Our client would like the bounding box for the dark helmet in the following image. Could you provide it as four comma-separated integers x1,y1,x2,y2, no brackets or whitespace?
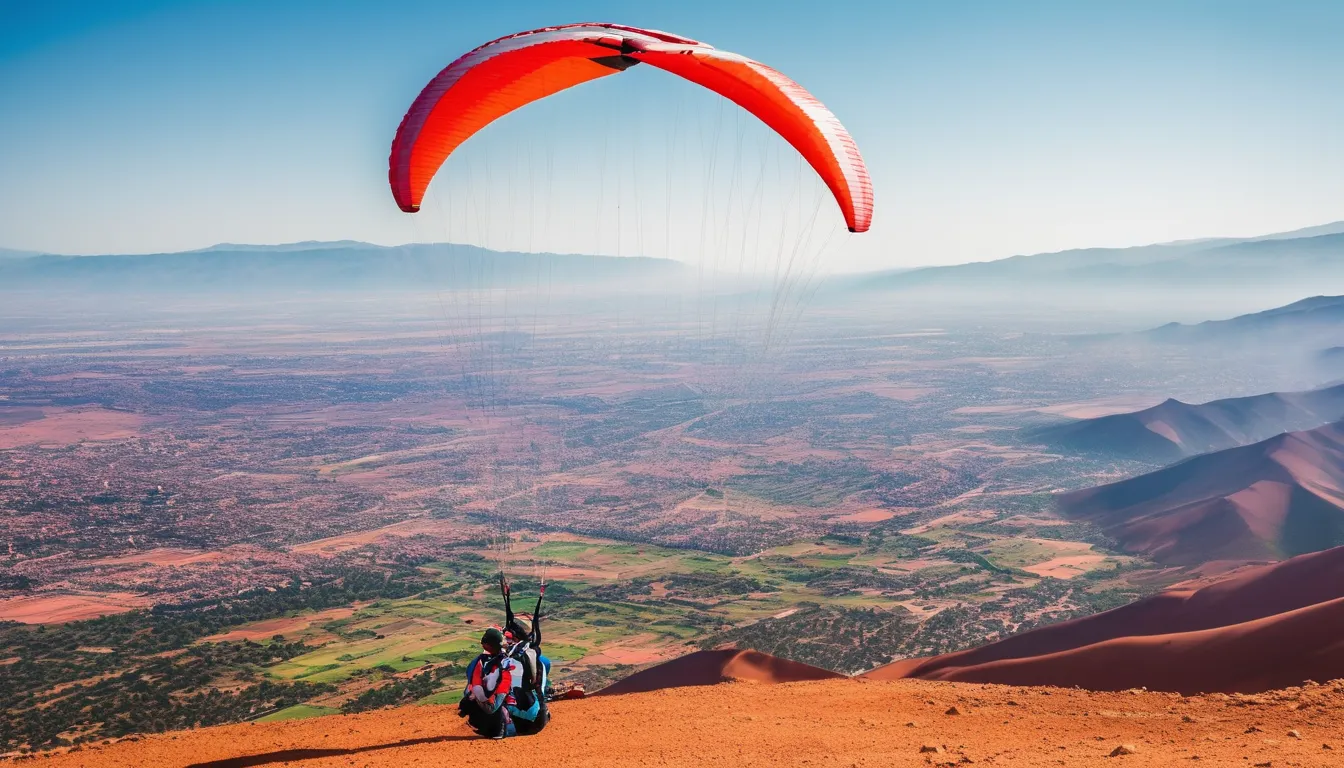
505,618,530,642
481,627,504,651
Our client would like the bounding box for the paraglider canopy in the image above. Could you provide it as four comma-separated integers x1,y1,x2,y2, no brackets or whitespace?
389,22,873,233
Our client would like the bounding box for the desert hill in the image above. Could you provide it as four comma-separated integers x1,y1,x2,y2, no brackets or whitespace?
1057,421,1344,563
1032,383,1344,462
864,545,1344,694
868,597,1344,695
595,648,843,695
32,677,1344,768
1053,419,1344,564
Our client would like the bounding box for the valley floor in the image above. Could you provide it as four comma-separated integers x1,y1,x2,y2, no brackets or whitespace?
35,678,1344,768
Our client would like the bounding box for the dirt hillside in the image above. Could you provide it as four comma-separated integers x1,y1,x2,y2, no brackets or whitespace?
596,648,844,695
1032,383,1344,462
866,545,1344,693
35,678,1344,768
1058,422,1344,563
871,595,1344,694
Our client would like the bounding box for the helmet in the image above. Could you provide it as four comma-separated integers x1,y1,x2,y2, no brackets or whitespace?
481,627,504,650
505,618,530,642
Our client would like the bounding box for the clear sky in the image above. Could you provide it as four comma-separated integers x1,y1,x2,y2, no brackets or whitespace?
1,0,1342,271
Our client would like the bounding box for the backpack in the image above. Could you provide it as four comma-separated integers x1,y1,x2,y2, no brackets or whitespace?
509,643,541,708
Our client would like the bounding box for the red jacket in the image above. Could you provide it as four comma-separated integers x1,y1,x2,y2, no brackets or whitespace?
468,653,516,706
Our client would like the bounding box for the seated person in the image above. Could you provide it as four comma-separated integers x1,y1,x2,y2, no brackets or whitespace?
459,628,516,739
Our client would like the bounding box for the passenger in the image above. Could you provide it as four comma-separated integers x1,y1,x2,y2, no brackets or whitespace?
459,627,515,740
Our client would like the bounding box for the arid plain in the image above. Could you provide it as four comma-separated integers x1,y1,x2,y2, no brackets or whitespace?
1,289,1335,753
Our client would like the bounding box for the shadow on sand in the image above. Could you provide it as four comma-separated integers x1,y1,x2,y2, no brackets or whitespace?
184,734,477,768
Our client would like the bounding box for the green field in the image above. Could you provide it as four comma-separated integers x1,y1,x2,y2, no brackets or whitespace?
199,529,1139,702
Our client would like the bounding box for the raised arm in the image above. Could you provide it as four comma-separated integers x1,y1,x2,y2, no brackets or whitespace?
530,581,546,647
500,572,516,631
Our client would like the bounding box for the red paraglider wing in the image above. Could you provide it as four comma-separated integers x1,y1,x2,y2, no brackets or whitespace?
632,47,872,233
389,23,872,233
388,27,628,214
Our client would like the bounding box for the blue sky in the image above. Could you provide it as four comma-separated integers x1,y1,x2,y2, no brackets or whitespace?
1,0,1342,270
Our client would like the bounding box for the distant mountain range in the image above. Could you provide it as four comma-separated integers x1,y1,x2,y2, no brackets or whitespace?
9,219,1344,297
1057,421,1344,564
1142,294,1344,344
185,240,376,253
1032,382,1344,462
0,241,687,292
850,221,1344,293
0,247,46,259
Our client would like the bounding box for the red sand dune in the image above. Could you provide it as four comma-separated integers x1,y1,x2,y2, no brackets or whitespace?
595,648,843,696
864,545,1344,694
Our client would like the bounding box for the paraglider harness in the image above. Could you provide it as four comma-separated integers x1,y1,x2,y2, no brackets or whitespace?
501,576,550,710
458,575,553,738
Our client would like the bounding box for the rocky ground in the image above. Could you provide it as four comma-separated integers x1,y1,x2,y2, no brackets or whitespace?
27,677,1344,767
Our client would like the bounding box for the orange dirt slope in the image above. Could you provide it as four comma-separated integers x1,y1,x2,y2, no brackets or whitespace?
35,678,1344,768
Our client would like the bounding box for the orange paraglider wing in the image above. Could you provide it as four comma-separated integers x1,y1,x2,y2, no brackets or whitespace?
389,23,873,233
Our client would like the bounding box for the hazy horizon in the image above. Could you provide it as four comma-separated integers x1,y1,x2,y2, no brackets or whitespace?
4,1,1344,271
5,216,1342,272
